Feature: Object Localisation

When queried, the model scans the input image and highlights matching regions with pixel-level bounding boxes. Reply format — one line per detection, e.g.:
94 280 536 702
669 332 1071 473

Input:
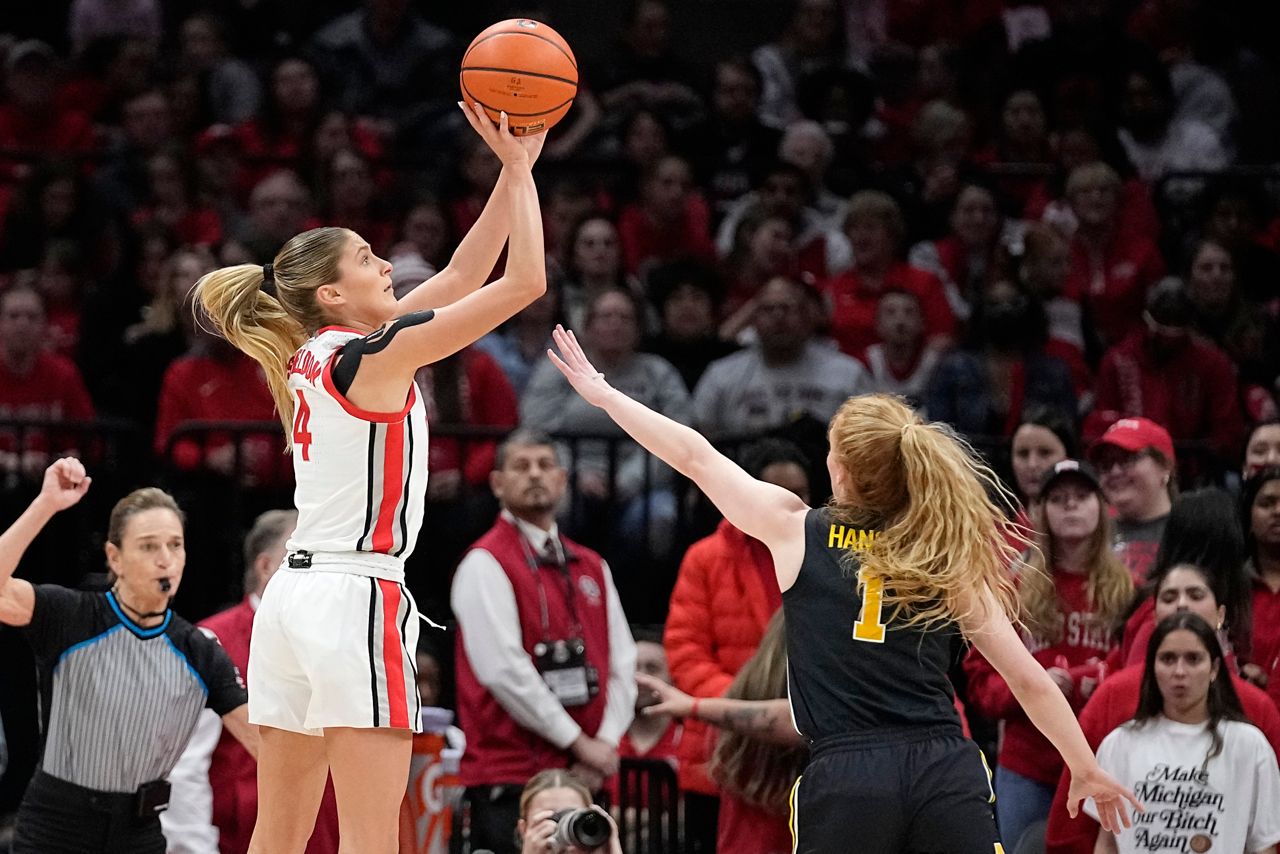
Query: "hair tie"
260 263 276 298
901 422 913 438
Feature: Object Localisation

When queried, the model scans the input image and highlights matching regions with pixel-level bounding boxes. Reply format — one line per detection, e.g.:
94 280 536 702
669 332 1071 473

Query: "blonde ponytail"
829 394 1024 631
194 227 349 443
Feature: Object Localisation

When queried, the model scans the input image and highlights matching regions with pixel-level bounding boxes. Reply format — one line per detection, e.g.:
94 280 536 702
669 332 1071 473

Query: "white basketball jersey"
284 326 429 561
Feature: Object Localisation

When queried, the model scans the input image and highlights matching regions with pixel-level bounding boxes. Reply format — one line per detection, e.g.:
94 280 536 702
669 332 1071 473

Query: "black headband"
260 263 276 298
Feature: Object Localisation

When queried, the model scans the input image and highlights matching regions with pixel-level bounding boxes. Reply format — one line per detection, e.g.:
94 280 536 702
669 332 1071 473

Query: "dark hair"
741 437 810 480
1127 489 1250 655
494 429 559 471
645 260 724 309
1243 467 1280 557
1133 612 1245 769
562 213 628 289
632 624 664 645
1016 405 1080 459
1246 418 1280 453
713 55 763 94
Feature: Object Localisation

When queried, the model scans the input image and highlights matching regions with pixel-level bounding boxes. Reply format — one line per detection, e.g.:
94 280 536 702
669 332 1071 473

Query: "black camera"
548 807 610 852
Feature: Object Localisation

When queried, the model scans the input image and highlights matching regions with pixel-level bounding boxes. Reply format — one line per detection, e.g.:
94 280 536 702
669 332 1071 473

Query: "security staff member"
450 430 637 854
0 459 256 853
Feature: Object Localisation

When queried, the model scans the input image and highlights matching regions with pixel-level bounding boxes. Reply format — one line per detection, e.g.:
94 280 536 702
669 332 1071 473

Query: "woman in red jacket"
1044 550 1280 854
964 459 1132 850
662 439 809 854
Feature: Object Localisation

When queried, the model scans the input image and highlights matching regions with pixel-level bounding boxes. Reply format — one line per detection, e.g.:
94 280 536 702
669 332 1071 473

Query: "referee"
0 458 256 853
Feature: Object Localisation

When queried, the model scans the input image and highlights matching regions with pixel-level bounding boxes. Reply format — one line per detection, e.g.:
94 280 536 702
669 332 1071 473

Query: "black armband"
331 310 435 396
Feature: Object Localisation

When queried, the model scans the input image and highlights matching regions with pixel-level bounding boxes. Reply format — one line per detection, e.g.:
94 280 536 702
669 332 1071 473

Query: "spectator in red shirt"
130 145 224 247
30 240 86 359
617 154 716 279
153 290 282 487
1092 278 1245 472
0 41 96 176
1044 553 1280 854
1062 162 1165 348
1242 469 1280 702
965 460 1131 849
819 190 954 357
909 179 1007 322
971 89 1054 215
0 286 95 478
859 289 939 407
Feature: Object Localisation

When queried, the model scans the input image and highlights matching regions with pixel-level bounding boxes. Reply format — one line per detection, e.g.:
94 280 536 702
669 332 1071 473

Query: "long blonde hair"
708 611 806 814
194 227 349 441
1021 486 1132 643
827 394 1023 629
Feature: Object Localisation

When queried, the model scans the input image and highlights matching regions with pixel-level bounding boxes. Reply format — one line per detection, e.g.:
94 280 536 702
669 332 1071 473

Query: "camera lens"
550 808 610 850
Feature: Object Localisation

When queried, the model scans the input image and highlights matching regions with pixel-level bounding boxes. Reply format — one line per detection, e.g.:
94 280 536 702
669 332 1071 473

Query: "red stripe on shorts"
378 579 410 728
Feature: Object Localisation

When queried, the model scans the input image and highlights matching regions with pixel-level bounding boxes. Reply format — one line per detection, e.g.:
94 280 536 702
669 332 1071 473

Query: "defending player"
547 327 1141 852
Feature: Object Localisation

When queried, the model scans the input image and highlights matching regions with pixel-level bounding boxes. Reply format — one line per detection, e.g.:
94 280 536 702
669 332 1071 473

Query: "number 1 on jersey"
293 389 313 461
853 567 887 643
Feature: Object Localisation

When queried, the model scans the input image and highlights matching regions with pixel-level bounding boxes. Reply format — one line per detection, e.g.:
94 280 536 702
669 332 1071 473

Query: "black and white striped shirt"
23 586 247 793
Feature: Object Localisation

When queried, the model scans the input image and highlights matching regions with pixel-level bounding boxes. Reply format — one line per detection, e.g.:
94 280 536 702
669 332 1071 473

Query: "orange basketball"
460 19 577 136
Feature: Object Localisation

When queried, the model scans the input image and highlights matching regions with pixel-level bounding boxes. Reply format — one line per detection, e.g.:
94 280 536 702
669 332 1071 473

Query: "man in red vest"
451 430 637 854
162 510 340 853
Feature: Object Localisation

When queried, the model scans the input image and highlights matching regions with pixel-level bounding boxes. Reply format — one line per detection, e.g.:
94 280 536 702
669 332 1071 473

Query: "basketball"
460 19 578 136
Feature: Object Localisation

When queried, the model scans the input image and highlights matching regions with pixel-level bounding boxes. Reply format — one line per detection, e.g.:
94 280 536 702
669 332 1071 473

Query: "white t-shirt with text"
1087 716 1280 854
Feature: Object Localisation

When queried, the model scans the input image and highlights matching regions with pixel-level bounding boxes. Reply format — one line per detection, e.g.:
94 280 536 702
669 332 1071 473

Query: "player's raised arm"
0 458 91 626
359 110 546 389
957 584 1143 834
547 326 808 576
395 103 547 314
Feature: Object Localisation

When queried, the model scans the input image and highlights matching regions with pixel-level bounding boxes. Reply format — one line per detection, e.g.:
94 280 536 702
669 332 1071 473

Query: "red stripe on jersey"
371 420 405 553
378 579 410 728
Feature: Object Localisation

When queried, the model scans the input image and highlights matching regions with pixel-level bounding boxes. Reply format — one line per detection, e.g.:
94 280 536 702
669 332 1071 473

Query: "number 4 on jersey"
293 389 313 461
853 567 887 643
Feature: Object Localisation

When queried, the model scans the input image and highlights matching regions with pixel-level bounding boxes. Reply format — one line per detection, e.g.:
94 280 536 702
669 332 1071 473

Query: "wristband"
690 698 700 721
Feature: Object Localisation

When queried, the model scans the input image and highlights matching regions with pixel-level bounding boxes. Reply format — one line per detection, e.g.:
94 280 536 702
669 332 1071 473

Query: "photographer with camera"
517 770 623 854
451 431 637 854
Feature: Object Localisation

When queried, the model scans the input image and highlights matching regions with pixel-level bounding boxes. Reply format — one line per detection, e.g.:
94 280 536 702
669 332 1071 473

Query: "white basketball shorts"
248 565 422 735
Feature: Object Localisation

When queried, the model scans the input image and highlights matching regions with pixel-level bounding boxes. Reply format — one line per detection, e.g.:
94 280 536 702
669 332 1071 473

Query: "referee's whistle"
158 578 172 593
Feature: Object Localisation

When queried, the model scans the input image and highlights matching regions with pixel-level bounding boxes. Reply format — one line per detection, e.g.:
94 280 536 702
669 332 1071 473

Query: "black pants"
12 771 165 854
450 784 523 854
791 726 1001 854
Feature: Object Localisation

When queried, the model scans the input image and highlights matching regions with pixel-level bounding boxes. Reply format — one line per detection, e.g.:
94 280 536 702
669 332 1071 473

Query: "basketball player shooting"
547 326 1142 852
195 101 545 853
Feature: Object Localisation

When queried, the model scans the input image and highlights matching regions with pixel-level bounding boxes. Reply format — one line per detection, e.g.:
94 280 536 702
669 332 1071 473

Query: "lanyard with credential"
516 531 582 642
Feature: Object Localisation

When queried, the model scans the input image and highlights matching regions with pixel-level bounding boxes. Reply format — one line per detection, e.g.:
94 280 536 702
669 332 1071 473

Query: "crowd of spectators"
4 0 1280 852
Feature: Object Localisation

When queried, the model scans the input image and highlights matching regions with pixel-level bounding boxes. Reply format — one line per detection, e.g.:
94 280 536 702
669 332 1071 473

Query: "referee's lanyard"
516 532 582 642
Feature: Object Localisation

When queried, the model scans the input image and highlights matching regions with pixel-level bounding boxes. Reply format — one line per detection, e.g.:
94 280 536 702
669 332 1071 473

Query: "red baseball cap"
1088 417 1176 464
